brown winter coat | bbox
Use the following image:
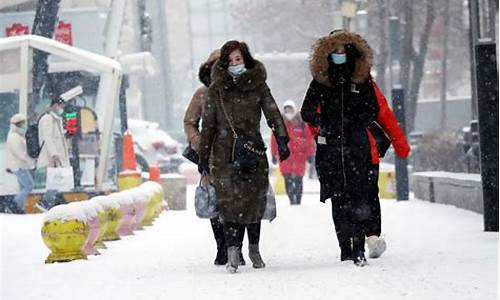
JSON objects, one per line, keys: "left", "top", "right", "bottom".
{"left": 199, "top": 60, "right": 288, "bottom": 224}
{"left": 183, "top": 87, "right": 208, "bottom": 151}
{"left": 183, "top": 50, "right": 220, "bottom": 151}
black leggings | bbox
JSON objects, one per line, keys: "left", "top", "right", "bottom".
{"left": 364, "top": 164, "right": 381, "bottom": 237}
{"left": 224, "top": 221, "right": 261, "bottom": 248}
{"left": 210, "top": 217, "right": 225, "bottom": 249}
{"left": 284, "top": 175, "right": 304, "bottom": 205}
{"left": 331, "top": 164, "right": 381, "bottom": 243}
{"left": 331, "top": 196, "right": 363, "bottom": 244}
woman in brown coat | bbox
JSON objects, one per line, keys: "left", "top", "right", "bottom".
{"left": 198, "top": 40, "right": 290, "bottom": 273}
{"left": 184, "top": 49, "right": 235, "bottom": 266}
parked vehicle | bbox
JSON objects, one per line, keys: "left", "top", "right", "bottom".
{"left": 127, "top": 119, "right": 183, "bottom": 174}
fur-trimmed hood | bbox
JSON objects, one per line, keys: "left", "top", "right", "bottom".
{"left": 309, "top": 31, "right": 373, "bottom": 87}
{"left": 198, "top": 49, "right": 221, "bottom": 87}
{"left": 210, "top": 59, "right": 267, "bottom": 91}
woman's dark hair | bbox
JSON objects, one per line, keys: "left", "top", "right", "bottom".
{"left": 219, "top": 40, "right": 256, "bottom": 69}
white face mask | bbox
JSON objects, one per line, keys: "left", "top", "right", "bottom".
{"left": 17, "top": 123, "right": 27, "bottom": 133}
{"left": 284, "top": 112, "right": 295, "bottom": 121}
{"left": 227, "top": 64, "right": 247, "bottom": 76}
{"left": 55, "top": 108, "right": 64, "bottom": 116}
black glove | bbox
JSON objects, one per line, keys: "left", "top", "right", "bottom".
{"left": 307, "top": 156, "right": 314, "bottom": 164}
{"left": 276, "top": 136, "right": 290, "bottom": 161}
{"left": 272, "top": 157, "right": 278, "bottom": 164}
{"left": 198, "top": 157, "right": 209, "bottom": 175}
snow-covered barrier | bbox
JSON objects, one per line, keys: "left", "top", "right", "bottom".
{"left": 41, "top": 181, "right": 166, "bottom": 263}
{"left": 411, "top": 172, "right": 483, "bottom": 214}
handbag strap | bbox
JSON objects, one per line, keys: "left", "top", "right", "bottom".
{"left": 218, "top": 89, "right": 238, "bottom": 139}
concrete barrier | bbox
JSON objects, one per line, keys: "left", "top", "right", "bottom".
{"left": 411, "top": 172, "right": 483, "bottom": 214}
{"left": 160, "top": 174, "right": 186, "bottom": 210}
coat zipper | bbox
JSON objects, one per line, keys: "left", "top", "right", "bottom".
{"left": 340, "top": 79, "right": 347, "bottom": 190}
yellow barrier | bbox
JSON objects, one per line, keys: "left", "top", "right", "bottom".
{"left": 118, "top": 171, "right": 142, "bottom": 191}
{"left": 42, "top": 219, "right": 89, "bottom": 263}
{"left": 41, "top": 181, "right": 165, "bottom": 263}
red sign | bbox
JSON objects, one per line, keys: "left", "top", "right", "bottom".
{"left": 5, "top": 23, "right": 29, "bottom": 37}
{"left": 5, "top": 21, "right": 72, "bottom": 46}
{"left": 54, "top": 21, "right": 73, "bottom": 45}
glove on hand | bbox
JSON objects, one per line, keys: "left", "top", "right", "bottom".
{"left": 276, "top": 136, "right": 290, "bottom": 161}
{"left": 198, "top": 157, "right": 209, "bottom": 175}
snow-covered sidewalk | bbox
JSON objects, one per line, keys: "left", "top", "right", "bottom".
{"left": 1, "top": 187, "right": 498, "bottom": 300}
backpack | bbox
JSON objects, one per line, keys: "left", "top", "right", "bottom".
{"left": 25, "top": 114, "right": 46, "bottom": 159}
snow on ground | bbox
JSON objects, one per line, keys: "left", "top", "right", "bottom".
{"left": 1, "top": 184, "right": 498, "bottom": 300}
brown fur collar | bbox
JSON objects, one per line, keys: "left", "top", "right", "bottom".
{"left": 198, "top": 49, "right": 221, "bottom": 87}
{"left": 309, "top": 31, "right": 373, "bottom": 87}
{"left": 211, "top": 59, "right": 267, "bottom": 91}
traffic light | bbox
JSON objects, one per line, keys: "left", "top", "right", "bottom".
{"left": 65, "top": 111, "right": 78, "bottom": 135}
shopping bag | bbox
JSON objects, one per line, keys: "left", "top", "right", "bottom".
{"left": 262, "top": 185, "right": 277, "bottom": 222}
{"left": 46, "top": 167, "right": 74, "bottom": 192}
{"left": 194, "top": 180, "right": 219, "bottom": 219}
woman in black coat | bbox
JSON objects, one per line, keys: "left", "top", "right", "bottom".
{"left": 301, "top": 30, "right": 378, "bottom": 266}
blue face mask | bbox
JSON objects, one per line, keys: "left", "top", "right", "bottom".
{"left": 330, "top": 53, "right": 347, "bottom": 65}
{"left": 227, "top": 64, "right": 247, "bottom": 76}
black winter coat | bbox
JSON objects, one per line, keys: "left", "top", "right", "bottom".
{"left": 302, "top": 78, "right": 378, "bottom": 202}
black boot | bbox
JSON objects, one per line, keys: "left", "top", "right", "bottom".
{"left": 339, "top": 239, "right": 353, "bottom": 261}
{"left": 211, "top": 218, "right": 227, "bottom": 265}
{"left": 352, "top": 234, "right": 367, "bottom": 267}
{"left": 214, "top": 248, "right": 228, "bottom": 265}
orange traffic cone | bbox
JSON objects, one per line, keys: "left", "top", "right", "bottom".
{"left": 118, "top": 130, "right": 142, "bottom": 191}
{"left": 149, "top": 164, "right": 160, "bottom": 183}
{"left": 122, "top": 131, "right": 137, "bottom": 171}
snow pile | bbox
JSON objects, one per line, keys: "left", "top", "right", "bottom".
{"left": 141, "top": 181, "right": 163, "bottom": 194}
{"left": 128, "top": 187, "right": 150, "bottom": 205}
{"left": 91, "top": 195, "right": 120, "bottom": 209}
{"left": 412, "top": 171, "right": 481, "bottom": 182}
{"left": 43, "top": 202, "right": 95, "bottom": 223}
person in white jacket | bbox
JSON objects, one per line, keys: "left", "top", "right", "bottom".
{"left": 36, "top": 97, "right": 70, "bottom": 211}
{"left": 37, "top": 98, "right": 70, "bottom": 169}
{"left": 5, "top": 114, "right": 35, "bottom": 213}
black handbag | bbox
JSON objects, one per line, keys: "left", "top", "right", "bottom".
{"left": 182, "top": 144, "right": 199, "bottom": 164}
{"left": 219, "top": 90, "right": 266, "bottom": 173}
{"left": 368, "top": 121, "right": 391, "bottom": 158}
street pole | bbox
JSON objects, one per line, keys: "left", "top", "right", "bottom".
{"left": 30, "top": 0, "right": 61, "bottom": 121}
{"left": 468, "top": 0, "right": 479, "bottom": 120}
{"left": 391, "top": 87, "right": 409, "bottom": 201}
{"left": 469, "top": 0, "right": 499, "bottom": 232}
{"left": 475, "top": 42, "right": 499, "bottom": 232}
{"left": 389, "top": 16, "right": 409, "bottom": 201}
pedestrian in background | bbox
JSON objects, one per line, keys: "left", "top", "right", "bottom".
{"left": 36, "top": 97, "right": 70, "bottom": 211}
{"left": 5, "top": 113, "right": 35, "bottom": 213}
{"left": 198, "top": 40, "right": 290, "bottom": 273}
{"left": 271, "top": 100, "right": 315, "bottom": 205}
